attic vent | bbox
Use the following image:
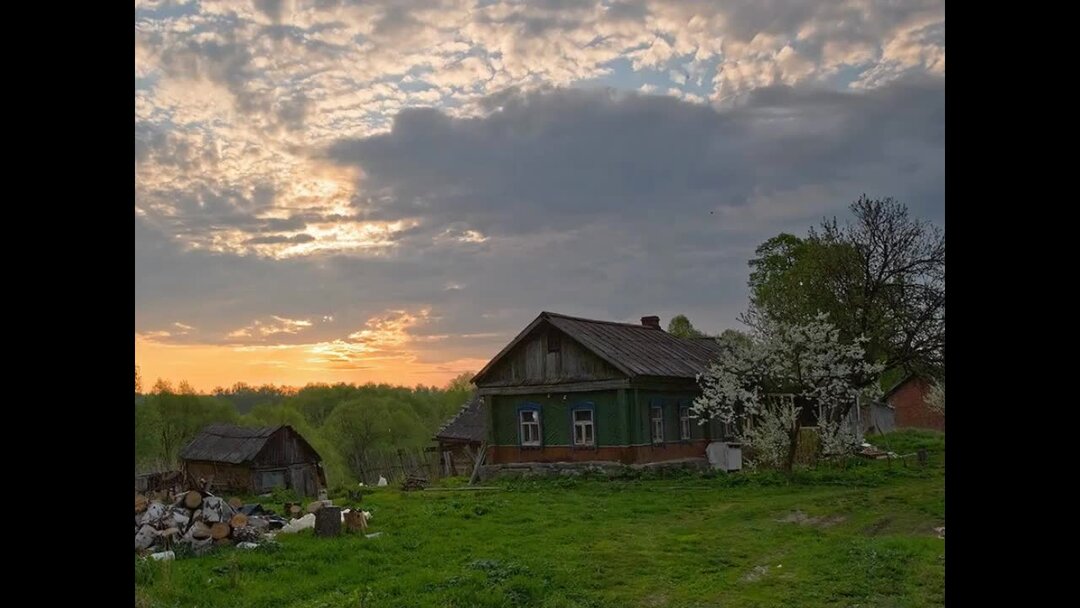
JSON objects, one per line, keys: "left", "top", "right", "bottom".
{"left": 548, "top": 330, "right": 560, "bottom": 353}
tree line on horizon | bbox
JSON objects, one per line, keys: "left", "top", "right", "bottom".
{"left": 134, "top": 373, "right": 476, "bottom": 487}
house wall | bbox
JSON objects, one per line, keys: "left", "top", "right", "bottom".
{"left": 183, "top": 461, "right": 324, "bottom": 496}
{"left": 889, "top": 378, "right": 944, "bottom": 431}
{"left": 487, "top": 387, "right": 710, "bottom": 464}
{"left": 183, "top": 461, "right": 253, "bottom": 492}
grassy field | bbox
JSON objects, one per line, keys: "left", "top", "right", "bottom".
{"left": 135, "top": 431, "right": 945, "bottom": 608}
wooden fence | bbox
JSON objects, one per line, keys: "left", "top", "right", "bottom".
{"left": 351, "top": 447, "right": 444, "bottom": 485}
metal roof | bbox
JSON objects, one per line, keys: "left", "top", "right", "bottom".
{"left": 472, "top": 311, "right": 722, "bottom": 384}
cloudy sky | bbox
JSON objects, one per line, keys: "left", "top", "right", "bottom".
{"left": 134, "top": 0, "right": 945, "bottom": 391}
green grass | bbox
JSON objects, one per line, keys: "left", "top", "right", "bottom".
{"left": 135, "top": 432, "right": 945, "bottom": 608}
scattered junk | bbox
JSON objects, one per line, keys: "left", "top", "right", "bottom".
{"left": 856, "top": 442, "right": 897, "bottom": 460}
{"left": 136, "top": 479, "right": 381, "bottom": 560}
{"left": 401, "top": 475, "right": 429, "bottom": 491}
{"left": 935, "top": 526, "right": 945, "bottom": 539}
{"left": 365, "top": 532, "right": 382, "bottom": 539}
{"left": 706, "top": 441, "right": 743, "bottom": 472}
{"left": 377, "top": 476, "right": 388, "bottom": 487}
{"left": 280, "top": 513, "right": 316, "bottom": 534}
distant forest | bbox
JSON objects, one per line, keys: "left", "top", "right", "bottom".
{"left": 134, "top": 374, "right": 475, "bottom": 488}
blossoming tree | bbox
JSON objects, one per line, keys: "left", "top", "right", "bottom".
{"left": 691, "top": 313, "right": 884, "bottom": 472}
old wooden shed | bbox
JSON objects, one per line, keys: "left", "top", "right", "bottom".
{"left": 179, "top": 424, "right": 327, "bottom": 497}
{"left": 434, "top": 395, "right": 486, "bottom": 475}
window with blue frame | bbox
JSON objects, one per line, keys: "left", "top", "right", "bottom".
{"left": 519, "top": 404, "right": 542, "bottom": 446}
{"left": 572, "top": 404, "right": 595, "bottom": 446}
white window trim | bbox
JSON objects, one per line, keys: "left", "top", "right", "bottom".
{"left": 679, "top": 407, "right": 691, "bottom": 440}
{"left": 573, "top": 409, "right": 595, "bottom": 446}
{"left": 519, "top": 409, "right": 542, "bottom": 446}
{"left": 651, "top": 406, "right": 664, "bottom": 444}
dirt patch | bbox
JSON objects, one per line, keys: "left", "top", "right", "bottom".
{"left": 778, "top": 510, "right": 847, "bottom": 528}
{"left": 742, "top": 565, "right": 769, "bottom": 582}
{"left": 640, "top": 592, "right": 670, "bottom": 607}
{"left": 863, "top": 517, "right": 894, "bottom": 536}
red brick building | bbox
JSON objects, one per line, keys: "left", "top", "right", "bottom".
{"left": 885, "top": 375, "right": 944, "bottom": 431}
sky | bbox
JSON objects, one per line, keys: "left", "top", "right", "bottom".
{"left": 134, "top": 0, "right": 945, "bottom": 392}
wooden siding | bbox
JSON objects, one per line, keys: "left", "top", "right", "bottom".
{"left": 489, "top": 386, "right": 713, "bottom": 465}
{"left": 254, "top": 426, "right": 322, "bottom": 467}
{"left": 481, "top": 325, "right": 624, "bottom": 387}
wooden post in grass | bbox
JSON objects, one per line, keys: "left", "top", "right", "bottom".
{"left": 315, "top": 506, "right": 342, "bottom": 537}
{"left": 468, "top": 441, "right": 488, "bottom": 486}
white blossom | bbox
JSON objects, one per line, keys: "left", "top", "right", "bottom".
{"left": 694, "top": 313, "right": 885, "bottom": 469}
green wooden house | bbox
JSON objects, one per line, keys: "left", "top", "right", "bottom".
{"left": 469, "top": 311, "right": 723, "bottom": 466}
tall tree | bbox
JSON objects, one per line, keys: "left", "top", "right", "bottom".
{"left": 743, "top": 195, "right": 944, "bottom": 382}
{"left": 135, "top": 365, "right": 142, "bottom": 395}
{"left": 667, "top": 314, "right": 705, "bottom": 338}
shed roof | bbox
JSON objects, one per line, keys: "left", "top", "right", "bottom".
{"left": 472, "top": 311, "right": 722, "bottom": 384}
{"left": 434, "top": 394, "right": 486, "bottom": 443}
{"left": 179, "top": 424, "right": 283, "bottom": 464}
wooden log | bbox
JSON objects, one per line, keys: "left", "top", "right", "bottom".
{"left": 135, "top": 524, "right": 157, "bottom": 550}
{"left": 228, "top": 497, "right": 243, "bottom": 510}
{"left": 289, "top": 504, "right": 302, "bottom": 518}
{"left": 183, "top": 490, "right": 203, "bottom": 510}
{"left": 141, "top": 502, "right": 166, "bottom": 526}
{"left": 232, "top": 525, "right": 261, "bottom": 543}
{"left": 189, "top": 521, "right": 212, "bottom": 540}
{"left": 210, "top": 522, "right": 232, "bottom": 540}
{"left": 202, "top": 497, "right": 225, "bottom": 523}
{"left": 230, "top": 513, "right": 249, "bottom": 528}
{"left": 314, "top": 506, "right": 342, "bottom": 537}
{"left": 135, "top": 493, "right": 149, "bottom": 514}
{"left": 343, "top": 510, "right": 368, "bottom": 533}
{"left": 157, "top": 527, "right": 180, "bottom": 549}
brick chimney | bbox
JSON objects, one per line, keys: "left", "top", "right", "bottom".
{"left": 640, "top": 315, "right": 661, "bottom": 329}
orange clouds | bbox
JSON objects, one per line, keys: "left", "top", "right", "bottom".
{"left": 136, "top": 308, "right": 491, "bottom": 392}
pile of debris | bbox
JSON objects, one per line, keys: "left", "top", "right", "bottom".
{"left": 135, "top": 491, "right": 287, "bottom": 557}
{"left": 136, "top": 490, "right": 377, "bottom": 559}
{"left": 400, "top": 475, "right": 428, "bottom": 491}
{"left": 857, "top": 442, "right": 898, "bottom": 460}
